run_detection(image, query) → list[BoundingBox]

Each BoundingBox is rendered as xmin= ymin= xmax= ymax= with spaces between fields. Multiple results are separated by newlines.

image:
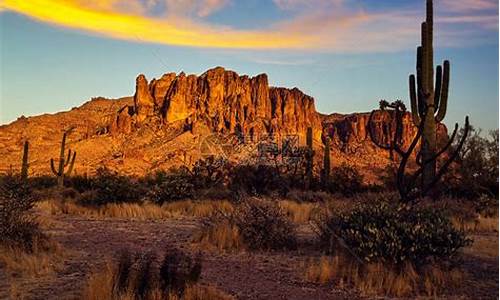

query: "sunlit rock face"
xmin=111 ymin=67 xmax=322 ymax=140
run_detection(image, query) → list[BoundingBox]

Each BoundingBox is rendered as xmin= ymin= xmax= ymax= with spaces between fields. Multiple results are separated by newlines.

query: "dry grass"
xmin=452 ymin=215 xmax=498 ymax=233
xmin=463 ymin=235 xmax=499 ymax=258
xmin=278 ymin=200 xmax=319 ymax=223
xmin=82 ymin=261 xmax=233 ymax=300
xmin=0 ymin=237 xmax=63 ymax=278
xmin=193 ymin=220 xmax=244 ymax=252
xmin=303 ymin=254 xmax=464 ymax=297
xmin=36 ymin=199 xmax=234 ymax=220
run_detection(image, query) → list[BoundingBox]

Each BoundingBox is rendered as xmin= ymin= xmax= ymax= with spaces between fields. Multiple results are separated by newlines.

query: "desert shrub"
xmin=445 ymin=128 xmax=498 ymax=199
xmin=191 ymin=156 xmax=230 ymax=189
xmin=66 ymin=174 xmax=93 ymax=193
xmin=228 ymin=165 xmax=288 ymax=199
xmin=145 ymin=170 xmax=194 ymax=204
xmin=316 ymin=200 xmax=471 ymax=265
xmin=159 ymin=248 xmax=202 ymax=295
xmin=0 ymin=175 xmax=46 ymax=252
xmin=77 ymin=167 xmax=143 ymax=206
xmin=197 ymin=198 xmax=297 ymax=251
xmin=84 ymin=248 xmax=205 ymax=299
xmin=233 ymin=198 xmax=297 ymax=250
xmin=28 ymin=175 xmax=57 ymax=190
xmin=328 ymin=163 xmax=364 ymax=196
xmin=286 ymin=189 xmax=330 ymax=203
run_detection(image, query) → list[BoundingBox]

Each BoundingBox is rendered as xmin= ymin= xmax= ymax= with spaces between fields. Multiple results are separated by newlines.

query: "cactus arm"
xmin=65 ymin=152 xmax=76 ymax=176
xmin=434 ymin=65 xmax=442 ymax=108
xmin=409 ymin=75 xmax=421 ymax=125
xmin=435 ymin=61 xmax=449 ymax=122
xmin=65 ymin=149 xmax=72 ymax=167
xmin=50 ymin=158 xmax=59 ymax=175
xmin=421 ymin=123 xmax=459 ymax=165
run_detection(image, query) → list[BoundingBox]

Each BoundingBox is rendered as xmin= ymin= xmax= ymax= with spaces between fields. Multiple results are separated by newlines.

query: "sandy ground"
xmin=1 ymin=210 xmax=498 ymax=300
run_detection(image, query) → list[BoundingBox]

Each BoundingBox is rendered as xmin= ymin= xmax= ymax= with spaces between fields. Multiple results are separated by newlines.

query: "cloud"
xmin=164 ymin=0 xmax=230 ymax=17
xmin=440 ymin=0 xmax=498 ymax=12
xmin=1 ymin=0 xmax=497 ymax=52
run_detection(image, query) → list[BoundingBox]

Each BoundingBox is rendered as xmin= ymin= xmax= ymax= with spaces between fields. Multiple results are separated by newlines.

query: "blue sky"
xmin=1 ymin=0 xmax=498 ymax=131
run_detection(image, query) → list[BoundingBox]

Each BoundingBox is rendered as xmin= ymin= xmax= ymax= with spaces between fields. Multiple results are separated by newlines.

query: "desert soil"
xmin=1 ymin=210 xmax=498 ymax=300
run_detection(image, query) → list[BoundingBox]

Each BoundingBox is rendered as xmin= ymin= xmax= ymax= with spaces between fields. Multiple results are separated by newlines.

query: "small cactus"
xmin=51 ymin=129 xmax=76 ymax=187
xmin=21 ymin=140 xmax=29 ymax=180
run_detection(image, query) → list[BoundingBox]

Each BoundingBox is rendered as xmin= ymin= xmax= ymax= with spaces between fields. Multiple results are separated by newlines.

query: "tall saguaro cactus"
xmin=322 ymin=137 xmax=331 ymax=187
xmin=21 ymin=141 xmax=29 ymax=180
xmin=305 ymin=127 xmax=314 ymax=189
xmin=408 ymin=0 xmax=449 ymax=189
xmin=51 ymin=129 xmax=76 ymax=187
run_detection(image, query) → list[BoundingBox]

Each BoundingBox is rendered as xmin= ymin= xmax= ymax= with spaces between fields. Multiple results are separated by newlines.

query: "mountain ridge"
xmin=0 ymin=67 xmax=445 ymax=181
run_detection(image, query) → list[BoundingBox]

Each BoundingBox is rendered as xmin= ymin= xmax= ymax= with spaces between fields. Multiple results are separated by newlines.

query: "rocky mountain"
xmin=0 ymin=67 xmax=446 ymax=181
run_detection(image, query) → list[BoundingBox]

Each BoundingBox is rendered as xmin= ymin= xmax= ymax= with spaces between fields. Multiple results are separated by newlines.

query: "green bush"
xmin=316 ymin=200 xmax=471 ymax=265
xmin=229 ymin=164 xmax=288 ymax=198
xmin=76 ymin=167 xmax=143 ymax=206
xmin=0 ymin=175 xmax=45 ymax=252
xmin=147 ymin=173 xmax=194 ymax=204
xmin=329 ymin=163 xmax=364 ymax=196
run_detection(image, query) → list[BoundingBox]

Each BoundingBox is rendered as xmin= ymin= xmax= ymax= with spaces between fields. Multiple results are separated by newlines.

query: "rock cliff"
xmin=110 ymin=67 xmax=322 ymax=141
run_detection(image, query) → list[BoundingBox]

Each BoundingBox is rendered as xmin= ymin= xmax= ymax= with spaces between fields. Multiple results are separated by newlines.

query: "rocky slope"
xmin=0 ymin=67 xmax=446 ymax=180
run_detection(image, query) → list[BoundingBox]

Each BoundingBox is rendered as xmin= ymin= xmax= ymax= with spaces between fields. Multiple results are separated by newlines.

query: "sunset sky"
xmin=1 ymin=0 xmax=498 ymax=130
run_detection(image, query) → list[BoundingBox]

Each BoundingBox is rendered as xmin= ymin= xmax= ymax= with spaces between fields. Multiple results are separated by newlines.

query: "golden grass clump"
xmin=452 ymin=215 xmax=499 ymax=233
xmin=0 ymin=237 xmax=63 ymax=278
xmin=278 ymin=200 xmax=319 ymax=223
xmin=37 ymin=199 xmax=234 ymax=220
xmin=193 ymin=220 xmax=244 ymax=252
xmin=303 ymin=254 xmax=464 ymax=297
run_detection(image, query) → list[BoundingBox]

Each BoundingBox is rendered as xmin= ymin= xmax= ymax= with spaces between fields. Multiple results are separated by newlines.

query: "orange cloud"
xmin=1 ymin=0 xmax=311 ymax=49
xmin=1 ymin=0 xmax=497 ymax=52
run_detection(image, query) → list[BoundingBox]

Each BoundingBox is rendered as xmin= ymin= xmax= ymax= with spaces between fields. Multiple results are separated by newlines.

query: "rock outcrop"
xmin=110 ymin=67 xmax=322 ymax=141
xmin=134 ymin=74 xmax=155 ymax=124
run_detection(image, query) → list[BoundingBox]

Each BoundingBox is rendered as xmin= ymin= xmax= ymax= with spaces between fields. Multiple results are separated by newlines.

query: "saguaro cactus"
xmin=51 ymin=129 xmax=76 ymax=187
xmin=21 ymin=141 xmax=29 ymax=180
xmin=408 ymin=0 xmax=449 ymax=189
xmin=322 ymin=137 xmax=331 ymax=187
xmin=305 ymin=127 xmax=314 ymax=189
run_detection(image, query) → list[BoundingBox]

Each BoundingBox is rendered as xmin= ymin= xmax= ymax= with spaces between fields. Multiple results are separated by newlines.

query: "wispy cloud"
xmin=440 ymin=0 xmax=498 ymax=12
xmin=1 ymin=0 xmax=497 ymax=52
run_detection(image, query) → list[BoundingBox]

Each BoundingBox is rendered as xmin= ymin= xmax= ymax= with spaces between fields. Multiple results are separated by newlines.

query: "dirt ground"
xmin=1 ymin=210 xmax=498 ymax=300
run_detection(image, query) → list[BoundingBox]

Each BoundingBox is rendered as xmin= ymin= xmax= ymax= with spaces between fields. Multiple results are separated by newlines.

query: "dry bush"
xmin=82 ymin=249 xmax=232 ymax=300
xmin=195 ymin=198 xmax=297 ymax=251
xmin=304 ymin=254 xmax=464 ymax=297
